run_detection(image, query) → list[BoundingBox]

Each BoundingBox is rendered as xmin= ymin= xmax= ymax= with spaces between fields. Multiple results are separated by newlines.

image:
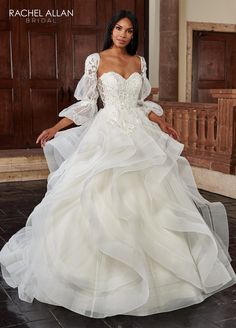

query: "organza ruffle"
xmin=1 ymin=107 xmax=235 ymax=318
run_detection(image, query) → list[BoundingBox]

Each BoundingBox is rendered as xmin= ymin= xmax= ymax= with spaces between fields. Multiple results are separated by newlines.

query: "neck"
xmin=110 ymin=45 xmax=128 ymax=56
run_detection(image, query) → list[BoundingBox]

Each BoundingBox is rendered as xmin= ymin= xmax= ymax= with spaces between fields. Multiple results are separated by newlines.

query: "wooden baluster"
xmin=214 ymin=110 xmax=218 ymax=146
xmin=198 ymin=110 xmax=206 ymax=151
xmin=152 ymin=100 xmax=229 ymax=171
xmin=182 ymin=110 xmax=189 ymax=148
xmin=174 ymin=109 xmax=182 ymax=139
xmin=189 ymin=109 xmax=198 ymax=151
xmin=206 ymin=111 xmax=216 ymax=152
xmin=165 ymin=107 xmax=173 ymax=126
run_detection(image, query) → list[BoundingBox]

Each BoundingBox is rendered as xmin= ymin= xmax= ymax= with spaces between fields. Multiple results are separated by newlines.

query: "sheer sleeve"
xmin=138 ymin=56 xmax=163 ymax=117
xmin=58 ymin=53 xmax=99 ymax=125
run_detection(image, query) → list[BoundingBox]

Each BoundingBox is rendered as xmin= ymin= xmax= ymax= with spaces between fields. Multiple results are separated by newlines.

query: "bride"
xmin=0 ymin=10 xmax=235 ymax=318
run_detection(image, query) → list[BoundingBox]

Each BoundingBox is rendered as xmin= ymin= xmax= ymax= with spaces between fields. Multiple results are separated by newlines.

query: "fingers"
xmin=167 ymin=127 xmax=180 ymax=141
xmin=172 ymin=131 xmax=180 ymax=141
xmin=173 ymin=129 xmax=180 ymax=141
xmin=41 ymin=135 xmax=49 ymax=147
xmin=36 ymin=130 xmax=50 ymax=147
xmin=36 ymin=132 xmax=44 ymax=144
xmin=170 ymin=129 xmax=178 ymax=139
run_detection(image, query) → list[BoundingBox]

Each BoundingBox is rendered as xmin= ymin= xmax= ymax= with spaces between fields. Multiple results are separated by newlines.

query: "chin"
xmin=114 ymin=43 xmax=129 ymax=48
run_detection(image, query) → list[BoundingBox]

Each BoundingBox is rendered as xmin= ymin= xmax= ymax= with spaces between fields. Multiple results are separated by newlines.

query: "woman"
xmin=0 ymin=10 xmax=235 ymax=318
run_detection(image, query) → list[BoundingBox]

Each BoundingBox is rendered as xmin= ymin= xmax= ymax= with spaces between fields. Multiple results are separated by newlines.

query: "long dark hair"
xmin=102 ymin=10 xmax=139 ymax=55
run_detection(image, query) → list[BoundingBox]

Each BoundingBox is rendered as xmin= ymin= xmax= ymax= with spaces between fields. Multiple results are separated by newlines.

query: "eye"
xmin=115 ymin=25 xmax=121 ymax=30
xmin=128 ymin=29 xmax=133 ymax=34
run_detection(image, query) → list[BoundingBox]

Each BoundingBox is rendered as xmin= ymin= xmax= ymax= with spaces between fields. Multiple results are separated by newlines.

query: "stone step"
xmin=192 ymin=166 xmax=236 ymax=199
xmin=0 ymin=149 xmax=49 ymax=182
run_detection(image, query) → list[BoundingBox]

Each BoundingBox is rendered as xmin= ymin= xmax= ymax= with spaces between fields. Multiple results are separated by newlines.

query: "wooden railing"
xmin=151 ymin=89 xmax=236 ymax=174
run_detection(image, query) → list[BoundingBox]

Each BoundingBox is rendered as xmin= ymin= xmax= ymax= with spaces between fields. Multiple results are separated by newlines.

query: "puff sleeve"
xmin=138 ymin=56 xmax=163 ymax=117
xmin=58 ymin=53 xmax=99 ymax=125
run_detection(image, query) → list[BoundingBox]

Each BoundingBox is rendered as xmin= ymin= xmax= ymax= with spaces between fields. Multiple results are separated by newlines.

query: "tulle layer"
xmin=1 ymin=108 xmax=236 ymax=318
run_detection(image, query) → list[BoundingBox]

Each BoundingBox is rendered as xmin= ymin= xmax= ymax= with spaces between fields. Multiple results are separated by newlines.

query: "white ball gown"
xmin=0 ymin=53 xmax=235 ymax=318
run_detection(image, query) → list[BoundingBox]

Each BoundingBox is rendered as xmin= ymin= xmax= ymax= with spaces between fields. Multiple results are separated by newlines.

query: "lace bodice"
xmin=59 ymin=53 xmax=163 ymax=126
xmin=97 ymin=72 xmax=144 ymax=134
xmin=97 ymin=72 xmax=142 ymax=108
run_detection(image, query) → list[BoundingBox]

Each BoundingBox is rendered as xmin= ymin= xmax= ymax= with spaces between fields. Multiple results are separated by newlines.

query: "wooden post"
xmin=206 ymin=111 xmax=216 ymax=152
xmin=198 ymin=110 xmax=206 ymax=151
xmin=211 ymin=89 xmax=236 ymax=173
xmin=182 ymin=110 xmax=189 ymax=149
xmin=189 ymin=109 xmax=198 ymax=151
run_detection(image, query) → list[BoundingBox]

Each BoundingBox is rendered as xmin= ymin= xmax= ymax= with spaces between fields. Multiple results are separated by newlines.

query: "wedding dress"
xmin=0 ymin=53 xmax=235 ymax=318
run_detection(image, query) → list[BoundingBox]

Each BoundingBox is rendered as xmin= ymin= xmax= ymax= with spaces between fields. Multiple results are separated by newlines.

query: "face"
xmin=111 ymin=17 xmax=134 ymax=48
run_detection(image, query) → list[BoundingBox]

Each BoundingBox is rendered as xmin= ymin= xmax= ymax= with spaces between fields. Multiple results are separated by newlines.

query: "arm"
xmin=139 ymin=56 xmax=180 ymax=141
xmin=36 ymin=117 xmax=73 ymax=147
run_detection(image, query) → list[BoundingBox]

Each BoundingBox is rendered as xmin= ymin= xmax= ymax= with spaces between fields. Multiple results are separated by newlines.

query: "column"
xmin=159 ymin=0 xmax=179 ymax=101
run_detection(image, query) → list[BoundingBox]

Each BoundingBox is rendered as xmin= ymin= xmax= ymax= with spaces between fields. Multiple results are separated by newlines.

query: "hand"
xmin=36 ymin=127 xmax=57 ymax=147
xmin=158 ymin=121 xmax=180 ymax=141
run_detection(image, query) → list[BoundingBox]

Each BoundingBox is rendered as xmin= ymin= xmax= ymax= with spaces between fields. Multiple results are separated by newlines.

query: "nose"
xmin=120 ymin=31 xmax=127 ymax=39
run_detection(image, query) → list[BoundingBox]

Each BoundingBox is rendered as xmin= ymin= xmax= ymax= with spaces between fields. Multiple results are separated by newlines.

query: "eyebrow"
xmin=116 ymin=23 xmax=133 ymax=30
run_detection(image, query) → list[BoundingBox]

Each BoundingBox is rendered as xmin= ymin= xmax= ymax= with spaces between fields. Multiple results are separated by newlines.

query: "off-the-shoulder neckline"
xmin=94 ymin=52 xmax=144 ymax=80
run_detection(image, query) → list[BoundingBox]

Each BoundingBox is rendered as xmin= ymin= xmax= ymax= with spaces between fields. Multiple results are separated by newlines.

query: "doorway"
xmin=191 ymin=31 xmax=236 ymax=103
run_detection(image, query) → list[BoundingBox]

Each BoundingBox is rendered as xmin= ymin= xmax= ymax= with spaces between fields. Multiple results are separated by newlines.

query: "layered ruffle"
xmin=1 ymin=108 xmax=235 ymax=318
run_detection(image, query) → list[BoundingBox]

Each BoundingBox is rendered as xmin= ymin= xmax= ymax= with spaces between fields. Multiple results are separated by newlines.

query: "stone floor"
xmin=0 ymin=180 xmax=236 ymax=328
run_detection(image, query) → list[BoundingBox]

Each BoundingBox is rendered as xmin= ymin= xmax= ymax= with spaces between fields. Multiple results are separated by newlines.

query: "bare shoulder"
xmin=131 ymin=54 xmax=142 ymax=71
xmin=99 ymin=49 xmax=112 ymax=58
xmin=133 ymin=54 xmax=142 ymax=64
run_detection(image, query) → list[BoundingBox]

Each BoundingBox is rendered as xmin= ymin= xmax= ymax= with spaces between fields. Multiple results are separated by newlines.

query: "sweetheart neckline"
xmin=98 ymin=71 xmax=142 ymax=81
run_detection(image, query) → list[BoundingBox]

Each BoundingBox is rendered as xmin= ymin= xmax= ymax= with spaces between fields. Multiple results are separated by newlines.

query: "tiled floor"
xmin=0 ymin=180 xmax=236 ymax=328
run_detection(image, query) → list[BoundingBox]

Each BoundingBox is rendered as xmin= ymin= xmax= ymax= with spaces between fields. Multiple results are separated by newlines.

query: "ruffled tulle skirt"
xmin=0 ymin=107 xmax=236 ymax=318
